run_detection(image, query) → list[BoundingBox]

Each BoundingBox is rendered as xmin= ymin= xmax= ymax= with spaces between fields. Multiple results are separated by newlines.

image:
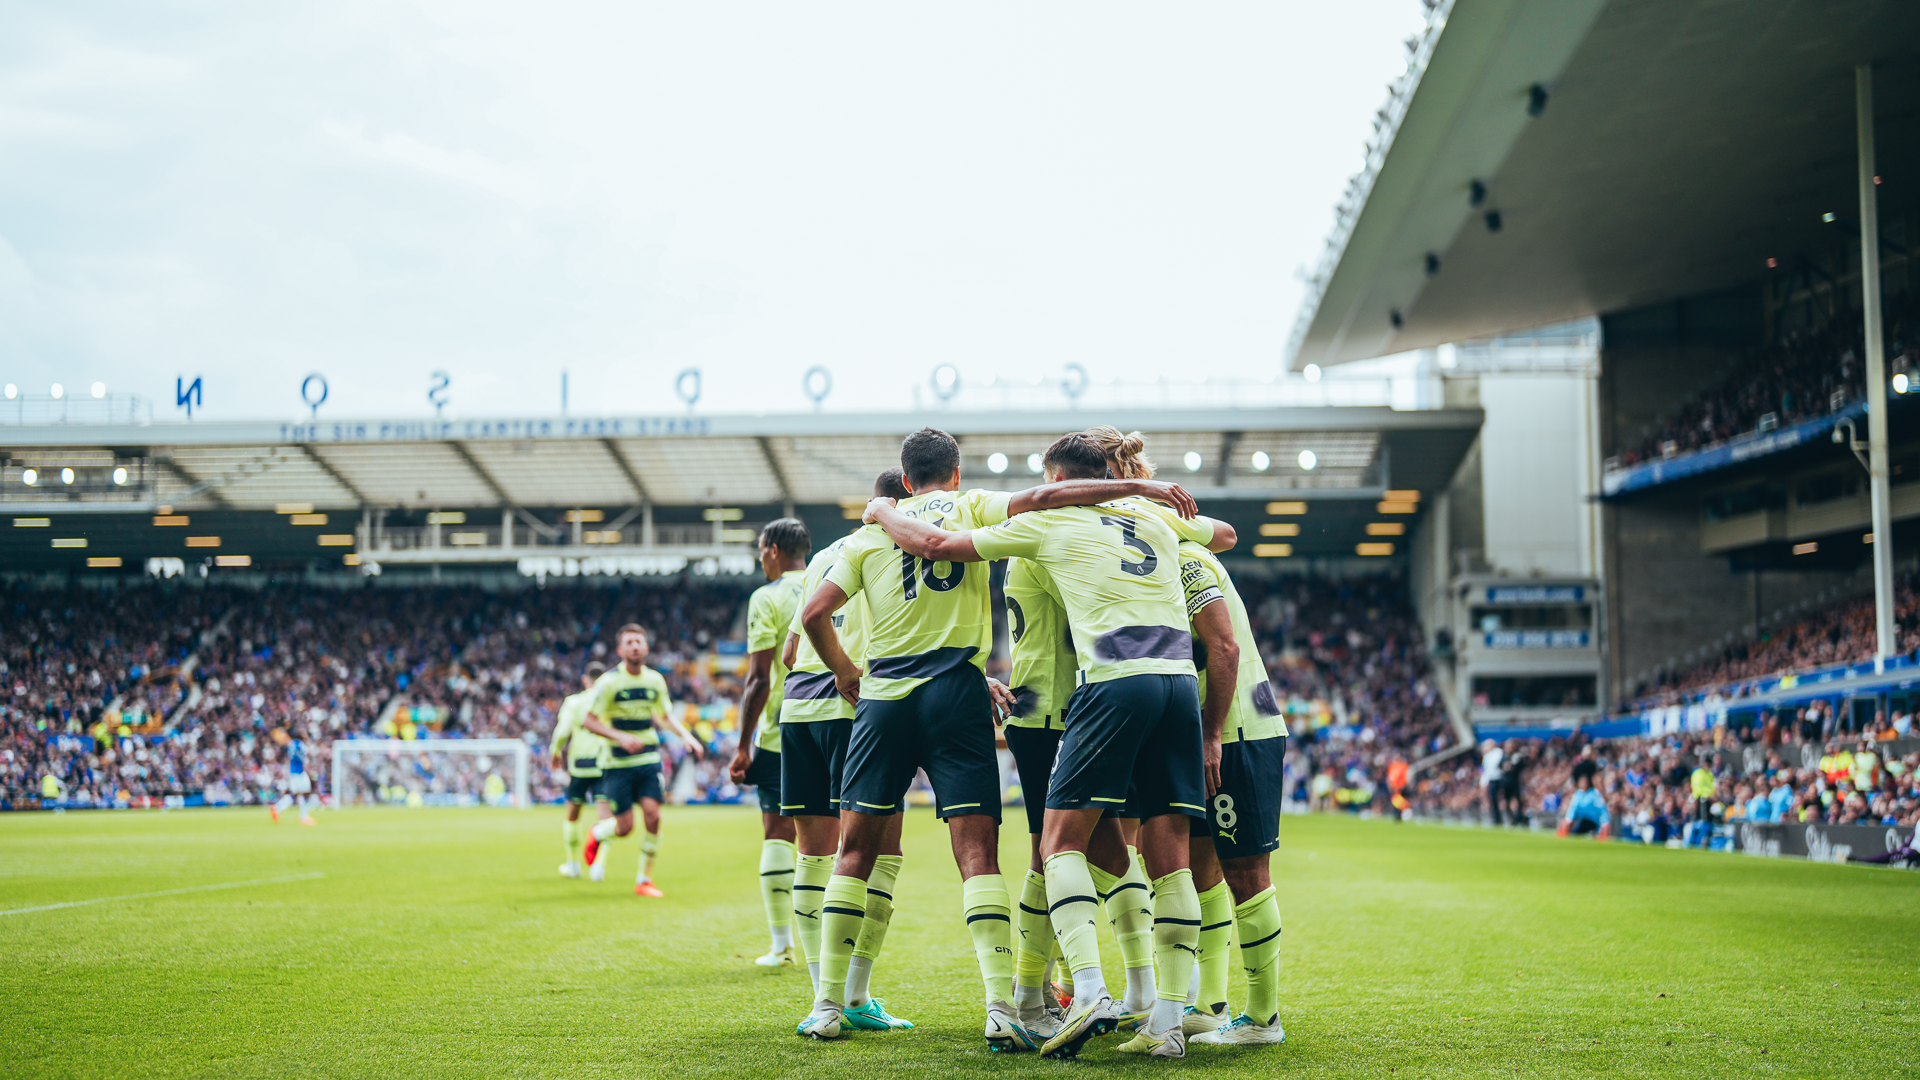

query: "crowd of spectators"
xmin=0 ymin=579 xmax=754 ymax=810
xmin=1625 ymin=571 xmax=1920 ymax=706
xmin=1247 ymin=571 xmax=1456 ymax=817
xmin=1611 ymin=316 xmax=1914 ymax=469
xmin=4 ymin=564 xmax=1452 ymax=815
xmin=1405 ymin=710 xmax=1920 ymax=840
xmin=33 ymin=564 xmax=1907 ymax=859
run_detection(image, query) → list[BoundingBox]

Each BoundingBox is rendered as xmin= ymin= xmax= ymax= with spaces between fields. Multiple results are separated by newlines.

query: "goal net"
xmin=329 ymin=739 xmax=531 ymax=809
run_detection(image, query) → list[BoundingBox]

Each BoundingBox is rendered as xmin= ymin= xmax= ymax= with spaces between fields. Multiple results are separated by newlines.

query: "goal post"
xmin=330 ymin=739 xmax=532 ymax=809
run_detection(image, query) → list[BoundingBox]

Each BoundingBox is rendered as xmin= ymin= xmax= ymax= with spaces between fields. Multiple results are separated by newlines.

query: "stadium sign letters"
xmin=276 ymin=416 xmax=714 ymax=444
xmin=1733 ymin=822 xmax=1914 ymax=864
xmin=1484 ymin=585 xmax=1584 ymax=604
xmin=516 ymin=554 xmax=757 ymax=580
xmin=1482 ymin=630 xmax=1589 ymax=649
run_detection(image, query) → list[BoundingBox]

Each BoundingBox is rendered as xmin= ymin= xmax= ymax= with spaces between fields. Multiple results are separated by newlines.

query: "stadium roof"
xmin=0 ymin=406 xmax=1481 ymax=570
xmin=1289 ymin=0 xmax=1920 ymax=369
xmin=0 ymin=407 xmax=1480 ymax=513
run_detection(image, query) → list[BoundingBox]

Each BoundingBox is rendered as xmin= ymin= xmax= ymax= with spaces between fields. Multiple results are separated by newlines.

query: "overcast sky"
xmin=0 ymin=1 xmax=1428 ymax=421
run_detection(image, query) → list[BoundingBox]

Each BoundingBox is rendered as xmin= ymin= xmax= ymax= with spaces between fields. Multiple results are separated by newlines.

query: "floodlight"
xmin=112 ymin=467 xmax=128 ymax=485
xmin=987 ymin=452 xmax=1008 ymax=474
xmin=1183 ymin=451 xmax=1203 ymax=472
xmin=1026 ymin=453 xmax=1042 ymax=473
xmin=1303 ymin=364 xmax=1321 ymax=383
xmin=1250 ymin=451 xmax=1270 ymax=471
xmin=50 ymin=383 xmax=64 ymax=399
xmin=1298 ymin=450 xmax=1317 ymax=471
xmin=1895 ymin=373 xmax=1910 ymax=395
xmin=21 ymin=469 xmax=38 ymax=486
xmin=90 ymin=382 xmax=106 ymax=399
xmin=61 ymin=468 xmax=75 ymax=484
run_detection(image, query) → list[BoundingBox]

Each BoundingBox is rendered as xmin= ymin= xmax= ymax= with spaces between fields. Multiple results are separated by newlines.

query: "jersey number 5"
xmin=899 ymin=550 xmax=965 ymax=600
xmin=1098 ymin=515 xmax=1158 ymax=576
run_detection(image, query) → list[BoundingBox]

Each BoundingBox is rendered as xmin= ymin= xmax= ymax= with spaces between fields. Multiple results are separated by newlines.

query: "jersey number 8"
xmin=1211 ymin=793 xmax=1237 ymax=831
xmin=899 ymin=550 xmax=965 ymax=600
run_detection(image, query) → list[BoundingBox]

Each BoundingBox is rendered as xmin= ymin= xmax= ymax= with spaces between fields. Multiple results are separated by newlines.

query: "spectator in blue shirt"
xmin=1564 ymin=786 xmax=1610 ymax=836
xmin=1768 ymin=775 xmax=1797 ymax=821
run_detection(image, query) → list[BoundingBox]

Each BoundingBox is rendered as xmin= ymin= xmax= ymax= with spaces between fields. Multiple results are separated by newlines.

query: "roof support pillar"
xmin=1857 ymin=62 xmax=1894 ymax=667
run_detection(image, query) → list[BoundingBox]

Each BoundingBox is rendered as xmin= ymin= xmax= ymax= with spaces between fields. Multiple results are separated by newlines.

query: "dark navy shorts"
xmin=1003 ymin=724 xmax=1064 ymax=835
xmin=1047 ymin=673 xmax=1205 ymax=823
xmin=743 ymin=746 xmax=781 ymax=815
xmin=1206 ymin=735 xmax=1287 ymax=860
xmin=779 ymin=719 xmax=851 ymax=818
xmin=564 ymin=773 xmax=604 ymax=805
xmin=841 ymin=666 xmax=1001 ymax=821
xmin=598 ymin=765 xmax=663 ymax=815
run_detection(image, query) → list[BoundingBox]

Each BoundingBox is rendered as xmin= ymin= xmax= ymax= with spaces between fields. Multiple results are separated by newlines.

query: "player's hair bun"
xmin=1081 ymin=425 xmax=1155 ymax=479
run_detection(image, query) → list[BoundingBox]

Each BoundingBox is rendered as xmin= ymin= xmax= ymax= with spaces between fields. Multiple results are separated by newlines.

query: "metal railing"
xmin=917 ymin=375 xmax=1401 ymax=412
xmin=369 ymin=521 xmax=760 ymax=552
xmin=0 ymin=393 xmax=152 ymax=426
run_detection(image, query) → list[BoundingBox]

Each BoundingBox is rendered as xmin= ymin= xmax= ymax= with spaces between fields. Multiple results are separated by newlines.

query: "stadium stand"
xmin=1626 ymin=572 xmax=1920 ymax=703
xmin=1410 ymin=728 xmax=1920 ymax=837
xmin=1610 ymin=317 xmax=1915 ymax=468
xmin=0 ymin=581 xmax=752 ymax=809
xmin=1 ymin=567 xmax=1462 ymax=816
xmin=1240 ymin=571 xmax=1453 ymax=757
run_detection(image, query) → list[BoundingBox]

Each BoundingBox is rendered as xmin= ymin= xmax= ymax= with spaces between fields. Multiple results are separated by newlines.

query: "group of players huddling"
xmin=552 ymin=425 xmax=1288 ymax=1060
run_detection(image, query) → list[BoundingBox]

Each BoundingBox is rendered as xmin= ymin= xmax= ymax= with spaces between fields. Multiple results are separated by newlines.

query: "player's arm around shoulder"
xmin=1008 ymin=478 xmax=1200 ymax=518
xmin=862 ymin=498 xmax=985 ymax=562
xmin=1199 ymin=515 xmax=1237 ymax=552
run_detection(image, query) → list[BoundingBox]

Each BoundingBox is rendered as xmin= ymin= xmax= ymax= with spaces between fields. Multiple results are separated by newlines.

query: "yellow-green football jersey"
xmin=1178 ymin=542 xmax=1288 ymax=744
xmin=824 ymin=488 xmax=1013 ymax=701
xmin=588 ymin=663 xmax=673 ymax=769
xmin=784 ymin=535 xmax=870 ymax=724
xmin=971 ymin=497 xmax=1214 ymax=686
xmin=746 ymin=568 xmax=806 ymax=752
xmin=1004 ymin=557 xmax=1075 ymax=731
xmin=549 ymin=689 xmax=607 ymax=777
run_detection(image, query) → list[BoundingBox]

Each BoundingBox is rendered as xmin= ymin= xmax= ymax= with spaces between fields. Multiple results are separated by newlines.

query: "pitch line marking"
xmin=0 ymin=872 xmax=326 ymax=916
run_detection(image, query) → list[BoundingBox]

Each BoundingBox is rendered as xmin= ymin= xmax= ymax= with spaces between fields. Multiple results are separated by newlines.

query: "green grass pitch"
xmin=1 ymin=806 xmax=1915 ymax=1078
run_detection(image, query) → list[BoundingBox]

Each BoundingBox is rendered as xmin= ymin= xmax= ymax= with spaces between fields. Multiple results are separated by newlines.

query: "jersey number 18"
xmin=899 ymin=549 xmax=965 ymax=600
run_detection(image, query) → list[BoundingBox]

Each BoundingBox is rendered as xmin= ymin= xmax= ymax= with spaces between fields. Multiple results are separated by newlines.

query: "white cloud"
xmin=0 ymin=0 xmax=1427 ymax=420
xmin=318 ymin=118 xmax=541 ymax=202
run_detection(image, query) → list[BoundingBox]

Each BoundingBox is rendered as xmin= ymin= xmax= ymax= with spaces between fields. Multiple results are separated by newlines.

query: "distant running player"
xmin=864 ymin=431 xmax=1231 ymax=1059
xmin=733 ymin=518 xmax=810 ymax=968
xmin=582 ymin=624 xmax=704 ymax=896
xmin=550 ymin=661 xmax=609 ymax=879
xmin=272 ymin=735 xmax=317 ymax=826
xmin=1177 ymin=542 xmax=1289 ymax=1047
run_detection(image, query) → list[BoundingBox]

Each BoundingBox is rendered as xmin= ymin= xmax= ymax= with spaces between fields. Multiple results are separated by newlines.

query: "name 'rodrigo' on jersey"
xmin=823 ymin=488 xmax=1012 ymax=700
